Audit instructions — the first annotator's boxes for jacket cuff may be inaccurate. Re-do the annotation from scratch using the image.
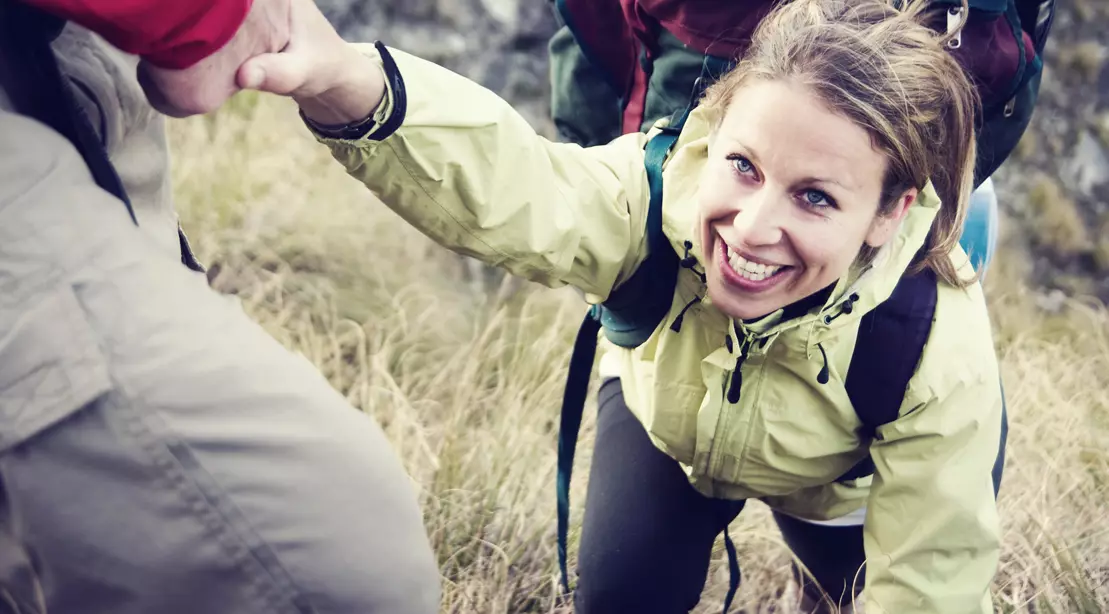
[301,41,407,142]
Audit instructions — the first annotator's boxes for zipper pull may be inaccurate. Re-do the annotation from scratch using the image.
[816,343,830,385]
[946,6,963,49]
[725,335,752,404]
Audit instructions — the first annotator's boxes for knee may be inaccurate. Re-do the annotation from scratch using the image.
[309,530,441,614]
[365,544,441,614]
[389,532,442,612]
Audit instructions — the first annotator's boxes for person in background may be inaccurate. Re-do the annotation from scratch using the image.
[547,0,1054,280]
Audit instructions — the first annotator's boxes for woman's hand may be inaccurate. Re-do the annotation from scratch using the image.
[237,0,387,126]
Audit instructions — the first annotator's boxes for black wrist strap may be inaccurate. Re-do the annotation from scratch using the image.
[301,41,407,142]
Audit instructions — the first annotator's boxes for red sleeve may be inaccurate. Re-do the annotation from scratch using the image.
[22,0,253,69]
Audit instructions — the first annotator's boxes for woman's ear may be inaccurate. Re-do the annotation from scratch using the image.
[865,187,917,248]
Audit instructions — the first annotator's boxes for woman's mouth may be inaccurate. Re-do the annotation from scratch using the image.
[718,241,792,290]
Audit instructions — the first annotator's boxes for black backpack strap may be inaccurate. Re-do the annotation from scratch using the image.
[838,270,938,482]
[838,268,1008,503]
[0,0,137,223]
[0,1,206,273]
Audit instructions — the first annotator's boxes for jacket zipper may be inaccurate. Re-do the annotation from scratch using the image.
[698,286,854,479]
[704,331,754,476]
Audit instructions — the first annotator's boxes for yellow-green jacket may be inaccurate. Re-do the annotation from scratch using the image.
[311,45,1004,613]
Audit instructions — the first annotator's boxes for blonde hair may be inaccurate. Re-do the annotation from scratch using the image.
[701,0,979,287]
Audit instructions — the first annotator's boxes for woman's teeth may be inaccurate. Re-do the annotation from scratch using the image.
[727,245,783,282]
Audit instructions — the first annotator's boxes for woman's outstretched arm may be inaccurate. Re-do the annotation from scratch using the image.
[241,0,653,297]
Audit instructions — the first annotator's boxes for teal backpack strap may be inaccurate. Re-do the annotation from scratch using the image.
[555,306,601,595]
[556,104,690,596]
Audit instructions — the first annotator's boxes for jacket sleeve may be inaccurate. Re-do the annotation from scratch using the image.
[310,44,652,299]
[21,0,252,69]
[863,374,1003,613]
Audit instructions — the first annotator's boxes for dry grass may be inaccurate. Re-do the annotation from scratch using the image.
[1072,0,1108,23]
[1024,175,1091,258]
[1097,216,1109,272]
[1013,126,1039,162]
[1058,41,1107,85]
[1095,113,1109,151]
[167,94,1109,613]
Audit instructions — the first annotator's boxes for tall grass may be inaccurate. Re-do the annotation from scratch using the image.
[168,94,1109,613]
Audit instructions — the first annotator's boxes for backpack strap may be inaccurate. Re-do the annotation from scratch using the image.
[837,268,1009,503]
[0,1,206,273]
[1014,0,1056,53]
[837,269,938,481]
[0,0,137,223]
[555,101,692,597]
[597,69,720,348]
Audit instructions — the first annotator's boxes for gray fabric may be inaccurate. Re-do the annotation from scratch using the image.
[548,27,710,147]
[547,24,623,147]
[638,30,709,132]
[50,25,184,259]
[0,25,439,614]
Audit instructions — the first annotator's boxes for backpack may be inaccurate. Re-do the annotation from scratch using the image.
[550,0,1056,186]
[0,0,205,273]
[554,56,1010,614]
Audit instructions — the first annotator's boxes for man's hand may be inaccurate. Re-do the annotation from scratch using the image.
[137,0,293,118]
[237,0,387,127]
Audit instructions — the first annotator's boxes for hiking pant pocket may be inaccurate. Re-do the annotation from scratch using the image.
[0,285,112,614]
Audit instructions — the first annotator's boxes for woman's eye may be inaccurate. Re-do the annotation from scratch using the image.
[730,155,754,175]
[802,189,834,208]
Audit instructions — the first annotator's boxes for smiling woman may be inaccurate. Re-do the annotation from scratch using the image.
[699,79,912,320]
[697,0,980,322]
[692,0,980,323]
[239,0,1004,612]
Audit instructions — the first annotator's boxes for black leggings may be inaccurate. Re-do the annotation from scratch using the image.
[573,379,866,613]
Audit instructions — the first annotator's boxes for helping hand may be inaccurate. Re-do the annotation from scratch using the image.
[237,0,387,127]
[137,0,292,118]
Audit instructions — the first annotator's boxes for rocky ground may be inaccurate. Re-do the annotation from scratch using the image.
[319,0,1109,304]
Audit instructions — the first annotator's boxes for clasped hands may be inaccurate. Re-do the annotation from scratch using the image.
[140,0,384,127]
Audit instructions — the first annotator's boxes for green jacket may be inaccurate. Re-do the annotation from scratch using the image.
[312,45,1004,614]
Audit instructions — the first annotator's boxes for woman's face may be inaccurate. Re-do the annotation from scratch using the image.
[699,79,915,321]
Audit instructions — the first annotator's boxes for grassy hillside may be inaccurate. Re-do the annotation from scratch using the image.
[168,94,1109,613]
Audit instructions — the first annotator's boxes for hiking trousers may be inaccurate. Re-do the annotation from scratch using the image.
[0,85,439,613]
[573,378,867,613]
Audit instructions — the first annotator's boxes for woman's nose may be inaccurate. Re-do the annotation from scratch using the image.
[732,192,784,247]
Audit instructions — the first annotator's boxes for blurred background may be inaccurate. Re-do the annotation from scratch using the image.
[166,2,1109,612]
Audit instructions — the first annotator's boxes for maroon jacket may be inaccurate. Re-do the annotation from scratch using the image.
[23,0,253,69]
